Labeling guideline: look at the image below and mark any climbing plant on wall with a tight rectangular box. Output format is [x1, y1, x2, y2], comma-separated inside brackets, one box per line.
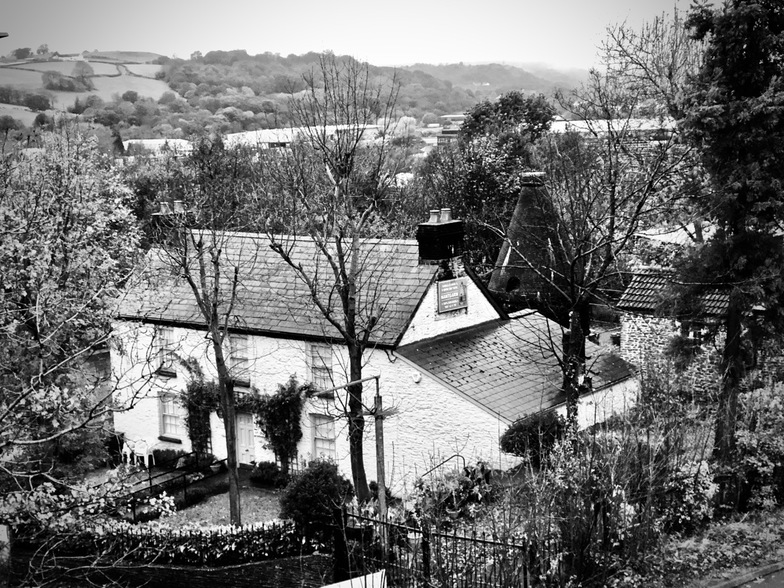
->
[254, 376, 314, 476]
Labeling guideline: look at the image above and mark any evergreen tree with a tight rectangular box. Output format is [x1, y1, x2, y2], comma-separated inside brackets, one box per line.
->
[679, 0, 784, 467]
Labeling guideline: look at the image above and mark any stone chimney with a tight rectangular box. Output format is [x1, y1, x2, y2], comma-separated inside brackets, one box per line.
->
[416, 208, 464, 263]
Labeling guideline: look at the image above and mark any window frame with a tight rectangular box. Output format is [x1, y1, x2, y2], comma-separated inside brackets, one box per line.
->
[228, 333, 251, 388]
[154, 326, 177, 377]
[159, 392, 183, 441]
[310, 342, 333, 393]
[311, 413, 336, 461]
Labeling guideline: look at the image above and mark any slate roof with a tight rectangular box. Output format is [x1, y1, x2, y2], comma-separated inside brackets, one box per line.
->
[617, 268, 728, 317]
[118, 231, 437, 347]
[396, 311, 634, 423]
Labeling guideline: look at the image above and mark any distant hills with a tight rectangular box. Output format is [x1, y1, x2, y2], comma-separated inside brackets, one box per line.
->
[0, 48, 587, 137]
[402, 62, 586, 95]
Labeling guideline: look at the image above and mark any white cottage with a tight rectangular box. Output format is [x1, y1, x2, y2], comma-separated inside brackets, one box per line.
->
[112, 213, 636, 493]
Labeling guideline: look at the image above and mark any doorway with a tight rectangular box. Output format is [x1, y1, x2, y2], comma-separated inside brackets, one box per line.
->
[236, 412, 256, 465]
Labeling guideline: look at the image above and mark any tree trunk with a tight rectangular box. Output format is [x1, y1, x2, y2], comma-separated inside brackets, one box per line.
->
[348, 344, 370, 502]
[564, 304, 589, 429]
[714, 290, 744, 465]
[213, 337, 242, 526]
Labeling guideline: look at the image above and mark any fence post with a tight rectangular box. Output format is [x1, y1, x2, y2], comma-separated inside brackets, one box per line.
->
[333, 507, 349, 583]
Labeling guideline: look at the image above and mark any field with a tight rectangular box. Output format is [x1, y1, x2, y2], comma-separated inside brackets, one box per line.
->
[0, 68, 44, 90]
[84, 51, 163, 63]
[125, 63, 163, 77]
[9, 61, 120, 76]
[90, 75, 171, 100]
[0, 103, 40, 125]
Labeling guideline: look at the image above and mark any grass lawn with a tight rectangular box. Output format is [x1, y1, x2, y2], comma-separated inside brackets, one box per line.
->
[161, 469, 283, 527]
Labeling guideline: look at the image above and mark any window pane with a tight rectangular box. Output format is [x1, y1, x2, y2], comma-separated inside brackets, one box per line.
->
[156, 327, 176, 371]
[160, 395, 182, 436]
[310, 344, 333, 391]
[311, 414, 336, 460]
[229, 334, 251, 384]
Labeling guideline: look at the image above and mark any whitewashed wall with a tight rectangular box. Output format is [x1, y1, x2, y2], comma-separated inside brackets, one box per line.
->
[398, 277, 501, 346]
[553, 378, 640, 430]
[111, 320, 521, 495]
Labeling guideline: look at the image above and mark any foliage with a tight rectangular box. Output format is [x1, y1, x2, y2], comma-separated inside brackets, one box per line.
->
[451, 369, 718, 586]
[411, 462, 496, 525]
[664, 333, 703, 372]
[0, 85, 52, 112]
[180, 374, 221, 456]
[501, 411, 566, 468]
[280, 460, 353, 538]
[12, 48, 32, 60]
[249, 461, 287, 488]
[42, 70, 92, 92]
[413, 91, 554, 269]
[254, 376, 310, 477]
[151, 448, 188, 467]
[736, 383, 784, 509]
[0, 125, 141, 511]
[17, 518, 321, 570]
[676, 0, 784, 467]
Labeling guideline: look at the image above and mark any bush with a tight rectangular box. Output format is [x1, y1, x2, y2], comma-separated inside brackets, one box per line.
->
[411, 461, 496, 524]
[183, 486, 209, 507]
[736, 383, 784, 509]
[153, 448, 188, 467]
[500, 410, 566, 467]
[250, 461, 287, 487]
[280, 460, 353, 537]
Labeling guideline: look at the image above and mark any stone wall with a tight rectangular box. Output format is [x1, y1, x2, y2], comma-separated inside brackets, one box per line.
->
[619, 311, 723, 398]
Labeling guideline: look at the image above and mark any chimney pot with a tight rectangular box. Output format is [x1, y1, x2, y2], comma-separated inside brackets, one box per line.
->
[440, 208, 453, 223]
[159, 202, 172, 214]
[172, 200, 185, 213]
[428, 209, 440, 223]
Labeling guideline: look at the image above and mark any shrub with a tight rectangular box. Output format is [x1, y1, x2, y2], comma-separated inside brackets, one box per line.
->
[280, 460, 353, 537]
[412, 462, 496, 524]
[500, 410, 566, 467]
[152, 448, 188, 467]
[250, 461, 287, 487]
[183, 485, 209, 507]
[736, 383, 784, 509]
[657, 458, 716, 533]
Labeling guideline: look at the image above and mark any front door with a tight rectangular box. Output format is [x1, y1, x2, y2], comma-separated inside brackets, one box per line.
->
[236, 412, 255, 465]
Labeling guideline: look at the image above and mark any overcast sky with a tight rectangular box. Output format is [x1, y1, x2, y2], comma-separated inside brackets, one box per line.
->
[3, 0, 685, 70]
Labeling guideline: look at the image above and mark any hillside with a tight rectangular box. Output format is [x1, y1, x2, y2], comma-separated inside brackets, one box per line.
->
[0, 49, 581, 139]
[403, 62, 567, 94]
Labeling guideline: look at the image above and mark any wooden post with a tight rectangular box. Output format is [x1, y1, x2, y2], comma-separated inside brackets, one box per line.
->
[333, 507, 349, 582]
[374, 388, 388, 559]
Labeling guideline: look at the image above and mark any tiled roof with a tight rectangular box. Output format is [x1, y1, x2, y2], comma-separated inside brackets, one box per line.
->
[617, 268, 728, 317]
[617, 269, 673, 313]
[119, 231, 437, 347]
[396, 311, 634, 423]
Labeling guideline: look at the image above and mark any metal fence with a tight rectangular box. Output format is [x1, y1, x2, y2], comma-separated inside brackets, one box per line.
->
[334, 509, 561, 588]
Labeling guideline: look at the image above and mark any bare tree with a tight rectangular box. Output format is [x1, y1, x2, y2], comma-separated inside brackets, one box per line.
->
[490, 13, 702, 424]
[261, 54, 400, 501]
[140, 139, 264, 525]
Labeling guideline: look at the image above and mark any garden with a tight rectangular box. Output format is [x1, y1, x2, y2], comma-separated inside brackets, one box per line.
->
[8, 366, 784, 587]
